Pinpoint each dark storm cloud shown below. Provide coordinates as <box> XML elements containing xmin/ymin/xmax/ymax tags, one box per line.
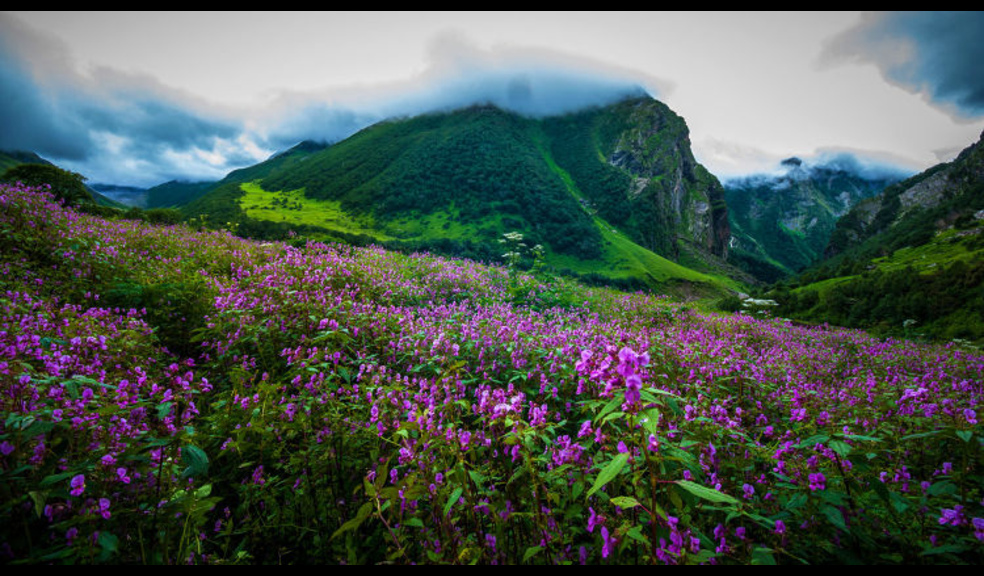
<box><xmin>0</xmin><ymin>23</ymin><xmax>96</xmax><ymax>160</ymax></box>
<box><xmin>821</xmin><ymin>11</ymin><xmax>984</xmax><ymax>120</ymax></box>
<box><xmin>0</xmin><ymin>13</ymin><xmax>252</xmax><ymax>186</ymax></box>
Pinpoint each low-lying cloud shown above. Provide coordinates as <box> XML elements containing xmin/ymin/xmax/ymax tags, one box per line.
<box><xmin>819</xmin><ymin>11</ymin><xmax>984</xmax><ymax>121</ymax></box>
<box><xmin>251</xmin><ymin>32</ymin><xmax>663</xmax><ymax>152</ymax></box>
<box><xmin>0</xmin><ymin>17</ymin><xmax>661</xmax><ymax>187</ymax></box>
<box><xmin>724</xmin><ymin>148</ymin><xmax>915</xmax><ymax>191</ymax></box>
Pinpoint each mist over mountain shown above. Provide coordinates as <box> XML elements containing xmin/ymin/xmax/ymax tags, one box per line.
<box><xmin>769</xmin><ymin>130</ymin><xmax>984</xmax><ymax>343</ymax></box>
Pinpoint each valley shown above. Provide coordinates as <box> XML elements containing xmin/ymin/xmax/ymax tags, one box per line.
<box><xmin>1</xmin><ymin>94</ymin><xmax>982</xmax><ymax>566</ymax></box>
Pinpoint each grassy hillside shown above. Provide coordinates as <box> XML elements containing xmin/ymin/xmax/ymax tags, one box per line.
<box><xmin>775</xmin><ymin>217</ymin><xmax>984</xmax><ymax>344</ymax></box>
<box><xmin>1</xmin><ymin>181</ymin><xmax>982</xmax><ymax>565</ymax></box>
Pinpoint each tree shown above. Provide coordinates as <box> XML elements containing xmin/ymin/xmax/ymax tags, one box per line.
<box><xmin>1</xmin><ymin>163</ymin><xmax>93</xmax><ymax>206</ymax></box>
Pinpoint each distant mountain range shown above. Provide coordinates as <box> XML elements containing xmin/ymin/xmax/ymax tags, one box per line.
<box><xmin>724</xmin><ymin>155</ymin><xmax>907</xmax><ymax>283</ymax></box>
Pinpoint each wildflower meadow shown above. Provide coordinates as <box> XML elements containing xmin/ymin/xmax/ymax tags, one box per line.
<box><xmin>0</xmin><ymin>182</ymin><xmax>981</xmax><ymax>564</ymax></box>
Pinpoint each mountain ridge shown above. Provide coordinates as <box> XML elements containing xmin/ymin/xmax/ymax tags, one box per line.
<box><xmin>183</xmin><ymin>95</ymin><xmax>739</xmax><ymax>296</ymax></box>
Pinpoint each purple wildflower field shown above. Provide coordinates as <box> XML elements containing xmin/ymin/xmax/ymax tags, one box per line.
<box><xmin>1</xmin><ymin>182</ymin><xmax>982</xmax><ymax>564</ymax></box>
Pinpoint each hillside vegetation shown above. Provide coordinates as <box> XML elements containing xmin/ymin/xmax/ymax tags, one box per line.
<box><xmin>773</xmin><ymin>132</ymin><xmax>984</xmax><ymax>344</ymax></box>
<box><xmin>1</xmin><ymin>182</ymin><xmax>982</xmax><ymax>564</ymax></box>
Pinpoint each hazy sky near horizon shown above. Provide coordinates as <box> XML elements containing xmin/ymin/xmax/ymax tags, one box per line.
<box><xmin>2</xmin><ymin>11</ymin><xmax>983</xmax><ymax>187</ymax></box>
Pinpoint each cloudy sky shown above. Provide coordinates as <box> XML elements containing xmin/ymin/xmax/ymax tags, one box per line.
<box><xmin>2</xmin><ymin>11</ymin><xmax>983</xmax><ymax>187</ymax></box>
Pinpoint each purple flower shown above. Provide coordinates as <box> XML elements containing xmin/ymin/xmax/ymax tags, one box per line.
<box><xmin>0</xmin><ymin>441</ymin><xmax>13</xmax><ymax>456</ymax></box>
<box><xmin>601</xmin><ymin>526</ymin><xmax>616</xmax><ymax>559</ymax></box>
<box><xmin>251</xmin><ymin>465</ymin><xmax>265</xmax><ymax>486</ymax></box>
<box><xmin>742</xmin><ymin>483</ymin><xmax>755</xmax><ymax>499</ymax></box>
<box><xmin>575</xmin><ymin>350</ymin><xmax>593</xmax><ymax>374</ymax></box>
<box><xmin>939</xmin><ymin>505</ymin><xmax>965</xmax><ymax>526</ymax></box>
<box><xmin>624</xmin><ymin>373</ymin><xmax>642</xmax><ymax>406</ymax></box>
<box><xmin>964</xmin><ymin>409</ymin><xmax>977</xmax><ymax>424</ymax></box>
<box><xmin>578</xmin><ymin>420</ymin><xmax>594</xmax><ymax>439</ymax></box>
<box><xmin>587</xmin><ymin>507</ymin><xmax>601</xmax><ymax>533</ymax></box>
<box><xmin>808</xmin><ymin>472</ymin><xmax>826</xmax><ymax>491</ymax></box>
<box><xmin>70</xmin><ymin>474</ymin><xmax>85</xmax><ymax>497</ymax></box>
<box><xmin>973</xmin><ymin>517</ymin><xmax>984</xmax><ymax>541</ymax></box>
<box><xmin>774</xmin><ymin>519</ymin><xmax>787</xmax><ymax>535</ymax></box>
<box><xmin>98</xmin><ymin>498</ymin><xmax>111</xmax><ymax>519</ymax></box>
<box><xmin>647</xmin><ymin>434</ymin><xmax>660</xmax><ymax>452</ymax></box>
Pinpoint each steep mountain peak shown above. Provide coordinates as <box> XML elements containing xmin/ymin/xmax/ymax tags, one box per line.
<box><xmin>780</xmin><ymin>157</ymin><xmax>804</xmax><ymax>168</ymax></box>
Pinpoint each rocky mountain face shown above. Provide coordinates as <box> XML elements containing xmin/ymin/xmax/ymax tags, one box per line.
<box><xmin>540</xmin><ymin>96</ymin><xmax>730</xmax><ymax>264</ymax></box>
<box><xmin>825</xmin><ymin>130</ymin><xmax>984</xmax><ymax>260</ymax></box>
<box><xmin>606</xmin><ymin>99</ymin><xmax>731</xmax><ymax>259</ymax></box>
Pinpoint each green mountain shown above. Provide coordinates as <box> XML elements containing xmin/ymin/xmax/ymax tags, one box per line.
<box><xmin>89</xmin><ymin>183</ymin><xmax>149</xmax><ymax>207</ymax></box>
<box><xmin>725</xmin><ymin>156</ymin><xmax>904</xmax><ymax>283</ymax></box>
<box><xmin>0</xmin><ymin>151</ymin><xmax>125</xmax><ymax>208</ymax></box>
<box><xmin>773</xmin><ymin>130</ymin><xmax>984</xmax><ymax>344</ymax></box>
<box><xmin>144</xmin><ymin>179</ymin><xmax>216</xmax><ymax>208</ymax></box>
<box><xmin>186</xmin><ymin>96</ymin><xmax>740</xmax><ymax>296</ymax></box>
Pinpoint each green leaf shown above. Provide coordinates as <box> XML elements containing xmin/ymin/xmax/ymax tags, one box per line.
<box><xmin>444</xmin><ymin>487</ymin><xmax>463</xmax><ymax>517</ymax></box>
<box><xmin>181</xmin><ymin>444</ymin><xmax>209</xmax><ymax>479</ymax></box>
<box><xmin>796</xmin><ymin>434</ymin><xmax>830</xmax><ymax>449</ymax></box>
<box><xmin>822</xmin><ymin>504</ymin><xmax>849</xmax><ymax>532</ymax></box>
<box><xmin>920</xmin><ymin>543</ymin><xmax>968</xmax><ymax>556</ymax></box>
<box><xmin>331</xmin><ymin>501</ymin><xmax>373</xmax><ymax>541</ymax></box>
<box><xmin>40</xmin><ymin>471</ymin><xmax>76</xmax><ymax>487</ymax></box>
<box><xmin>640</xmin><ymin>408</ymin><xmax>661</xmax><ymax>435</ymax></box>
<box><xmin>595</xmin><ymin>396</ymin><xmax>623</xmax><ymax>424</ymax></box>
<box><xmin>522</xmin><ymin>545</ymin><xmax>543</xmax><ymax>563</ymax></box>
<box><xmin>610</xmin><ymin>495</ymin><xmax>642</xmax><ymax>509</ymax></box>
<box><xmin>97</xmin><ymin>531</ymin><xmax>120</xmax><ymax>561</ymax></box>
<box><xmin>675</xmin><ymin>480</ymin><xmax>739</xmax><ymax>505</ymax></box>
<box><xmin>828</xmin><ymin>439</ymin><xmax>852</xmax><ymax>458</ymax></box>
<box><xmin>587</xmin><ymin>453</ymin><xmax>628</xmax><ymax>498</ymax></box>
<box><xmin>751</xmin><ymin>546</ymin><xmax>777</xmax><ymax>565</ymax></box>
<box><xmin>29</xmin><ymin>491</ymin><xmax>46</xmax><ymax>518</ymax></box>
<box><xmin>626</xmin><ymin>525</ymin><xmax>650</xmax><ymax>545</ymax></box>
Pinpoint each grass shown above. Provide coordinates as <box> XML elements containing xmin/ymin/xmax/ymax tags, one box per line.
<box><xmin>238</xmin><ymin>176</ymin><xmax>737</xmax><ymax>299</ymax></box>
<box><xmin>869</xmin><ymin>224</ymin><xmax>984</xmax><ymax>274</ymax></box>
<box><xmin>238</xmin><ymin>181</ymin><xmax>388</xmax><ymax>239</ymax></box>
